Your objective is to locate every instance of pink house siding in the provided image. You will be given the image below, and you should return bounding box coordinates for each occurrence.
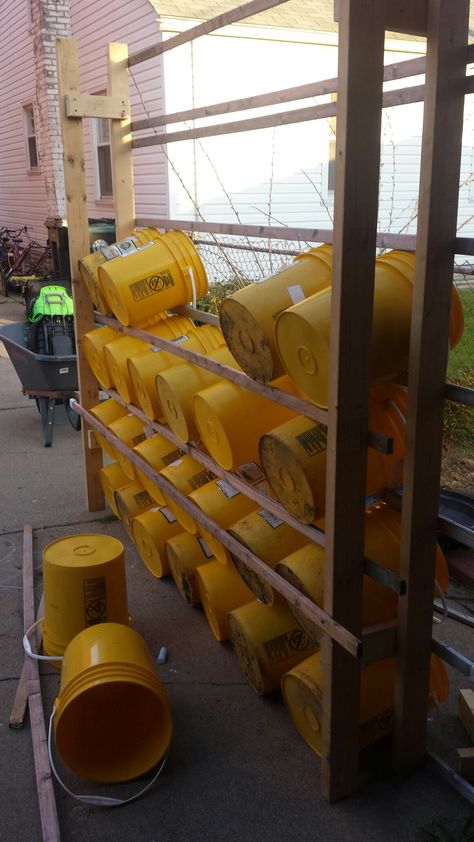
[70,0,169,223]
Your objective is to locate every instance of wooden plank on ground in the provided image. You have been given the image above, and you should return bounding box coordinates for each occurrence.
[457,748,474,783]
[56,37,104,512]
[10,593,45,729]
[392,0,470,771]
[320,0,386,802]
[459,689,474,742]
[108,43,135,241]
[22,525,60,842]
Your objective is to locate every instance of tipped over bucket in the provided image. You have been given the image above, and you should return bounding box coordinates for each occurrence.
[42,534,129,661]
[54,623,172,782]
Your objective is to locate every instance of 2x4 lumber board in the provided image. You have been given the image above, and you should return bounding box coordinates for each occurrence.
[459,689,474,742]
[320,0,386,803]
[427,752,474,806]
[128,0,290,67]
[65,93,128,119]
[333,0,428,35]
[392,0,470,772]
[73,400,362,658]
[22,526,60,842]
[104,387,404,596]
[10,594,44,729]
[95,314,394,455]
[431,638,474,680]
[56,37,104,512]
[132,52,431,132]
[108,43,135,241]
[457,748,474,783]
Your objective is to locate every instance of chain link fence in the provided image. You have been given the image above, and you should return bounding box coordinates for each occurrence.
[194,233,474,494]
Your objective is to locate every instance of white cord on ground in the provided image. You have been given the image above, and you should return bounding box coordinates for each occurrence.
[23,618,63,662]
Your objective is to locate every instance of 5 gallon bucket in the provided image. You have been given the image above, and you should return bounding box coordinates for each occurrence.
[156,346,240,443]
[42,534,129,661]
[99,462,130,517]
[187,479,258,562]
[276,500,449,646]
[128,325,225,422]
[166,532,215,605]
[274,250,464,408]
[89,398,128,459]
[193,375,299,471]
[79,228,162,315]
[158,455,214,532]
[228,509,308,604]
[115,481,155,538]
[132,507,182,577]
[103,316,195,405]
[219,244,333,383]
[194,560,255,642]
[98,230,208,327]
[228,600,315,695]
[282,652,449,756]
[83,327,122,389]
[107,414,147,480]
[259,383,408,524]
[133,435,184,506]
[54,622,172,782]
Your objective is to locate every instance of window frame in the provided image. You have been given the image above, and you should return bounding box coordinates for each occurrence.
[23,104,39,172]
[91,99,114,200]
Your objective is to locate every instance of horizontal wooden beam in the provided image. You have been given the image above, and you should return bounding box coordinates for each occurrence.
[128,0,291,67]
[431,638,474,679]
[65,93,128,119]
[362,620,398,665]
[333,0,428,35]
[74,399,363,658]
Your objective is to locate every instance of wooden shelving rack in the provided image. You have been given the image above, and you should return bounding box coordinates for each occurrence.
[57,0,473,802]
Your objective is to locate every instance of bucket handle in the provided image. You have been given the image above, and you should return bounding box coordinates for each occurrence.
[187,266,197,309]
[47,707,169,807]
[23,618,64,663]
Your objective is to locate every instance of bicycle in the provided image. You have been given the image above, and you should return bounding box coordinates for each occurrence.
[0,227,51,296]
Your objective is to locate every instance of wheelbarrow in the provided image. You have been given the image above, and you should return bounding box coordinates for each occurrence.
[0,321,80,446]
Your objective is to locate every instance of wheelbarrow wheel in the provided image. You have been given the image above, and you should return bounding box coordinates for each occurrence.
[64,396,81,431]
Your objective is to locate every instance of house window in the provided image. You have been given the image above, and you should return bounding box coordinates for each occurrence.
[24,105,38,169]
[92,114,113,198]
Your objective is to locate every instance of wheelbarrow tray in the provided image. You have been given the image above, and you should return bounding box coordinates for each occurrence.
[0,321,77,392]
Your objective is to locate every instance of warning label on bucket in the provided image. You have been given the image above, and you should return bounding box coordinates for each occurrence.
[263,629,311,665]
[295,424,327,457]
[129,271,175,302]
[83,576,107,626]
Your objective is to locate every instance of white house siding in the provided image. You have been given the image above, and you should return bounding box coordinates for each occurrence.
[71,0,169,224]
[163,26,474,268]
[0,0,61,243]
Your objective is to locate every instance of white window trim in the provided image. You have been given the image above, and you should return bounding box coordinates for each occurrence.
[90,103,113,201]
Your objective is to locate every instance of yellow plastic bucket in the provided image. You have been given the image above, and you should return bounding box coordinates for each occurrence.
[156,346,240,443]
[275,250,464,408]
[166,532,215,605]
[42,534,129,661]
[158,455,214,532]
[107,414,147,480]
[187,479,258,562]
[227,600,316,695]
[99,462,130,517]
[228,509,308,603]
[128,325,225,422]
[282,652,449,756]
[276,500,448,646]
[99,230,208,327]
[115,481,155,538]
[133,435,184,506]
[259,383,408,524]
[194,560,255,642]
[79,228,163,315]
[83,326,122,389]
[193,375,299,471]
[219,244,333,383]
[132,507,182,578]
[103,316,195,405]
[89,398,128,459]
[54,622,172,782]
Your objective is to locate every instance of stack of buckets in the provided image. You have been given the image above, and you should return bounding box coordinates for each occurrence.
[80,231,463,759]
[40,533,172,784]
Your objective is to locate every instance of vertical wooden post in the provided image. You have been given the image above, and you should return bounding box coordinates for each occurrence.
[321,0,386,802]
[392,0,469,769]
[57,37,104,511]
[108,42,135,240]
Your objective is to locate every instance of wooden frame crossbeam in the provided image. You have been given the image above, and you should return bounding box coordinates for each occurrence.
[65,93,128,119]
[334,0,429,36]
